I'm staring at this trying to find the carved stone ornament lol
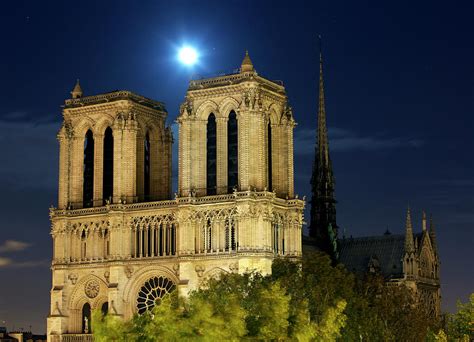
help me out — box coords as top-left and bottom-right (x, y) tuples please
(68, 273), (78, 285)
(195, 265), (205, 277)
(172, 263), (180, 276)
(84, 279), (100, 298)
(125, 266), (134, 279)
(104, 271), (110, 283)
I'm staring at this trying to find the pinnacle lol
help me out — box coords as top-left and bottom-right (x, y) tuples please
(71, 79), (83, 99)
(241, 50), (254, 72)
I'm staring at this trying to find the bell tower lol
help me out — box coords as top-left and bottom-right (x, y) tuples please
(178, 51), (296, 199)
(56, 85), (172, 209)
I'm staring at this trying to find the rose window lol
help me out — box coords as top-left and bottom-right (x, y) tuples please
(137, 276), (175, 314)
(84, 279), (100, 299)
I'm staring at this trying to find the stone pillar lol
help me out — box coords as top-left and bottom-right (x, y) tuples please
(287, 122), (295, 198)
(178, 120), (189, 196)
(57, 132), (70, 209)
(195, 120), (207, 196)
(136, 132), (145, 202)
(70, 136), (84, 208)
(121, 116), (138, 203)
(238, 110), (249, 191)
(112, 123), (123, 205)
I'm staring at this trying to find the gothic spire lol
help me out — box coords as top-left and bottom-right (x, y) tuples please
(404, 207), (415, 253)
(309, 36), (338, 261)
(318, 39), (330, 165)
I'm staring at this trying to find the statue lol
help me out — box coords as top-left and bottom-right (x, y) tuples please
(84, 316), (89, 333)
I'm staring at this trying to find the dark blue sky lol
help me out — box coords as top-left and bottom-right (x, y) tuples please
(0, 0), (472, 333)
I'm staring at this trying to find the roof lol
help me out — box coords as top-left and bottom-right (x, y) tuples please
(338, 234), (412, 279)
(64, 90), (166, 112)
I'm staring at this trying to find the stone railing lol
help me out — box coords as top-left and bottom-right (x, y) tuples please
(189, 72), (284, 92)
(64, 90), (165, 111)
(51, 334), (93, 342)
(51, 191), (304, 218)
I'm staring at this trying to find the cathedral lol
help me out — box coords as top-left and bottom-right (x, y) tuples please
(47, 49), (441, 341)
(47, 52), (304, 341)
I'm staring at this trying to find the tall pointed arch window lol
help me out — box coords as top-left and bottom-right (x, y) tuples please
(144, 132), (151, 200)
(83, 129), (94, 208)
(227, 111), (238, 193)
(267, 121), (272, 191)
(207, 114), (217, 195)
(103, 127), (113, 204)
(82, 303), (91, 333)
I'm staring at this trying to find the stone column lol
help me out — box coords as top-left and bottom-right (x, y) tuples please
(112, 123), (123, 205)
(238, 109), (250, 191)
(121, 114), (138, 203)
(70, 135), (84, 208)
(287, 122), (295, 198)
(136, 132), (145, 202)
(57, 132), (70, 209)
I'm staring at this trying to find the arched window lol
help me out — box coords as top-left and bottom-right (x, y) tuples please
(267, 122), (272, 191)
(101, 302), (109, 316)
(227, 111), (238, 193)
(207, 114), (217, 195)
(103, 127), (113, 204)
(225, 218), (236, 251)
(144, 132), (151, 200)
(82, 303), (91, 333)
(206, 219), (213, 252)
(83, 130), (94, 208)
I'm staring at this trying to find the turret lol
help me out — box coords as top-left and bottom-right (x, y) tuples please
(404, 207), (415, 253)
(240, 51), (254, 73)
(70, 79), (83, 99)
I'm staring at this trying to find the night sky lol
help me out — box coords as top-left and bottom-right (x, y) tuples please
(0, 0), (472, 333)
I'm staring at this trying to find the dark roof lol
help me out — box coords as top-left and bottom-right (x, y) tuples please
(338, 234), (409, 279)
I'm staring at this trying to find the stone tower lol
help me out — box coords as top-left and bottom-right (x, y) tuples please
(47, 53), (304, 341)
(309, 46), (338, 259)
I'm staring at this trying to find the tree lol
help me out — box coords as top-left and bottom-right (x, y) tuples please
(92, 265), (347, 341)
(92, 252), (442, 341)
(446, 293), (473, 341)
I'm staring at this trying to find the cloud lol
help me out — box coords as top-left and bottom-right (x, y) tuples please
(0, 240), (31, 253)
(0, 111), (30, 121)
(0, 258), (49, 268)
(0, 257), (12, 267)
(293, 127), (424, 155)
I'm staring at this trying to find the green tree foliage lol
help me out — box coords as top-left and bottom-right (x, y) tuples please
(446, 293), (474, 341)
(92, 252), (442, 341)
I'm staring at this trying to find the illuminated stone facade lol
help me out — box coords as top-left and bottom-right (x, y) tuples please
(47, 54), (304, 341)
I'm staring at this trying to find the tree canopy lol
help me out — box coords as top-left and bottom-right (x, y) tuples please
(93, 252), (447, 341)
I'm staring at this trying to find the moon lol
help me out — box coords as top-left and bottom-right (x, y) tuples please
(178, 46), (198, 65)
